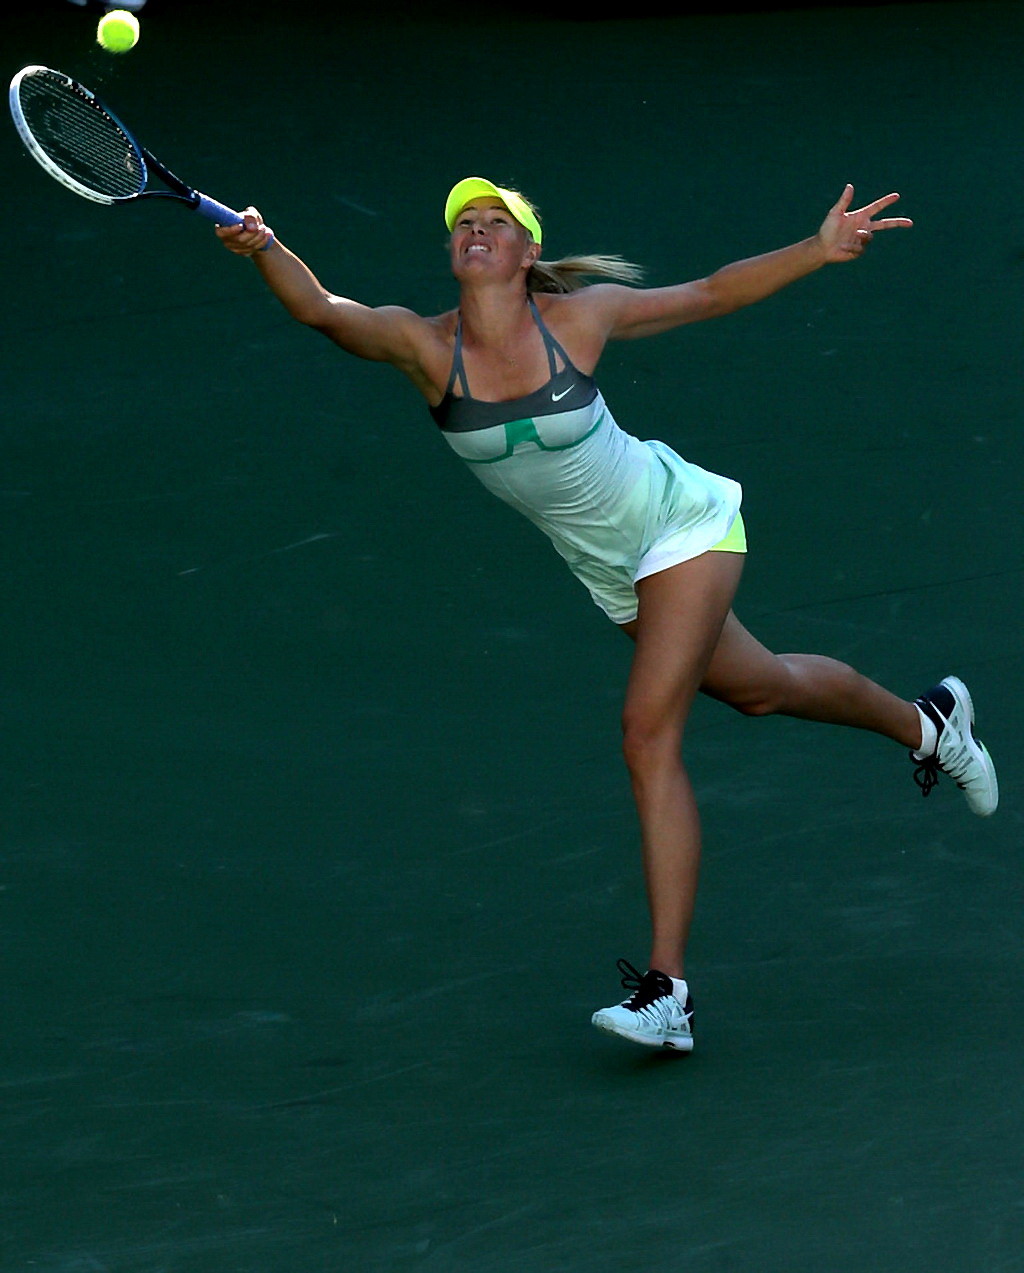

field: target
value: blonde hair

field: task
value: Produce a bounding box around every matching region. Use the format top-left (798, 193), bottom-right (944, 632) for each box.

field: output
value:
top-left (527, 253), bottom-right (644, 293)
top-left (513, 190), bottom-right (644, 292)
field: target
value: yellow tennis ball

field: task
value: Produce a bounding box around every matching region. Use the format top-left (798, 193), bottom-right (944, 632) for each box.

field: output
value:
top-left (97, 10), bottom-right (140, 54)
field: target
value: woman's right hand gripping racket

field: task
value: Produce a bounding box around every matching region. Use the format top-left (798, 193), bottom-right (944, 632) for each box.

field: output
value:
top-left (8, 65), bottom-right (272, 246)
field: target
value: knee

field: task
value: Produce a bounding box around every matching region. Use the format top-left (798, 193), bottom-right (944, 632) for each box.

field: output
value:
top-left (621, 708), bottom-right (681, 777)
top-left (718, 652), bottom-right (860, 717)
top-left (718, 654), bottom-right (801, 717)
top-left (726, 687), bottom-right (781, 717)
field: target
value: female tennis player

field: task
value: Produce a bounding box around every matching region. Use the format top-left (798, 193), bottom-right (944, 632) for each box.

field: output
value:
top-left (215, 179), bottom-right (997, 1053)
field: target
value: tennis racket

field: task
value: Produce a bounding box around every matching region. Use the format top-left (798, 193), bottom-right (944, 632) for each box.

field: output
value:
top-left (9, 65), bottom-right (271, 243)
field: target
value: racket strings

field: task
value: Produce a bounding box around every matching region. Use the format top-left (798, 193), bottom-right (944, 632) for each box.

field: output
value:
top-left (16, 72), bottom-right (144, 199)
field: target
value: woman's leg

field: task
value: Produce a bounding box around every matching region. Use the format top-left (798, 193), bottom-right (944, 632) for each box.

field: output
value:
top-left (700, 612), bottom-right (922, 746)
top-left (611, 556), bottom-right (994, 1010)
top-left (619, 551), bottom-right (745, 979)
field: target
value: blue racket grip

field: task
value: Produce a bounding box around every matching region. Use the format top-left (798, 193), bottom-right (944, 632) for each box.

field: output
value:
top-left (194, 191), bottom-right (275, 250)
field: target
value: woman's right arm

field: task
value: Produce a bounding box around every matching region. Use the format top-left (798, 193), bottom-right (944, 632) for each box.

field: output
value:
top-left (215, 208), bottom-right (426, 369)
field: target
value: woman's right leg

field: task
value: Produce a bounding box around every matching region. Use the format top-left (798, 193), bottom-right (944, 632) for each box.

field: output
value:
top-left (702, 614), bottom-right (998, 815)
top-left (700, 612), bottom-right (923, 747)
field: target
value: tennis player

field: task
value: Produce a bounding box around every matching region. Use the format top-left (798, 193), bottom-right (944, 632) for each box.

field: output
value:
top-left (215, 179), bottom-right (997, 1053)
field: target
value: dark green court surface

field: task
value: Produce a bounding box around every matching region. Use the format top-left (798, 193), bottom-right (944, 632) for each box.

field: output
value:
top-left (2, 2), bottom-right (1021, 1270)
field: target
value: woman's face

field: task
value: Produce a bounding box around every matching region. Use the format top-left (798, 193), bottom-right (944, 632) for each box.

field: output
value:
top-left (449, 198), bottom-right (539, 280)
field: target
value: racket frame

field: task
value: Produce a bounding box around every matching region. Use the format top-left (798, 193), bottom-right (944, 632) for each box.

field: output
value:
top-left (9, 65), bottom-right (257, 232)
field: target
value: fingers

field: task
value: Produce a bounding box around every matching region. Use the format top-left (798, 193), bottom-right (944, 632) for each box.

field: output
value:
top-left (862, 191), bottom-right (902, 215)
top-left (855, 192), bottom-right (913, 230)
top-left (215, 205), bottom-right (274, 255)
top-left (831, 187), bottom-right (913, 227)
top-left (831, 228), bottom-right (871, 259)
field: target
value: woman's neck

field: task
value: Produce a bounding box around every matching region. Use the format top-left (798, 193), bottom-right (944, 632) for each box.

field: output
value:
top-left (458, 283), bottom-right (532, 351)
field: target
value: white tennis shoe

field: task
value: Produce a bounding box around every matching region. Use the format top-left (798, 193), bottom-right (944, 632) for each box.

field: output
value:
top-left (592, 960), bottom-right (694, 1052)
top-left (911, 675), bottom-right (998, 817)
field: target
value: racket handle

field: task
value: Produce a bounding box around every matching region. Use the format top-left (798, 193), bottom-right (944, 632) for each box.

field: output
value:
top-left (193, 191), bottom-right (275, 250)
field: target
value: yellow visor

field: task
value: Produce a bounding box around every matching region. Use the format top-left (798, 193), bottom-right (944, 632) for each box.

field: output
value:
top-left (443, 177), bottom-right (543, 246)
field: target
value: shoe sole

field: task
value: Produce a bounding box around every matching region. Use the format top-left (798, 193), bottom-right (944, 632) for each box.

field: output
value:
top-left (943, 676), bottom-right (999, 816)
top-left (592, 1015), bottom-right (694, 1052)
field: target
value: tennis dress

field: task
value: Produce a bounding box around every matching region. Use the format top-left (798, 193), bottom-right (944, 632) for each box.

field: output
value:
top-left (430, 296), bottom-right (742, 624)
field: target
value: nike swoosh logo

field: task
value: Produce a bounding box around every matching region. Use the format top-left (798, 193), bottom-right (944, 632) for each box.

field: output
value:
top-left (551, 385), bottom-right (575, 402)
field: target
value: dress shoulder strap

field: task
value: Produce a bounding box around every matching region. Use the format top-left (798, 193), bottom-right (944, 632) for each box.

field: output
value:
top-left (527, 294), bottom-right (575, 376)
top-left (443, 313), bottom-right (471, 398)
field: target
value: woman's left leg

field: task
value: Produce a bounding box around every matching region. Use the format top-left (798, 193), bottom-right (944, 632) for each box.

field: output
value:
top-left (618, 550), bottom-right (746, 979)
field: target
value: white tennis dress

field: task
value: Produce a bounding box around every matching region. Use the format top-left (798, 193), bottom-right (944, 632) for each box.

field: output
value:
top-left (430, 296), bottom-right (742, 623)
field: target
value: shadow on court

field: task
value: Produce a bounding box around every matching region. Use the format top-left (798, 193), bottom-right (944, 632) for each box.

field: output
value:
top-left (2, 1), bottom-right (1022, 1270)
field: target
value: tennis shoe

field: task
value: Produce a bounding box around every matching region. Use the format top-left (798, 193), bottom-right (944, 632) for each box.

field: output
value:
top-left (591, 959), bottom-right (694, 1051)
top-left (911, 675), bottom-right (998, 816)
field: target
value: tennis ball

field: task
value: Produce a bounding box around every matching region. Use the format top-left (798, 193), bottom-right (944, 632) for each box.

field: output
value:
top-left (97, 10), bottom-right (140, 54)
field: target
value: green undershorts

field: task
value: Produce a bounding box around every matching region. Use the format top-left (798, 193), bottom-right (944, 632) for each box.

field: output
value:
top-left (709, 511), bottom-right (747, 554)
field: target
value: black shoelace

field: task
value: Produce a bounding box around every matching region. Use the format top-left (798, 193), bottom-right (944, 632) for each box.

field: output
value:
top-left (912, 752), bottom-right (940, 797)
top-left (615, 958), bottom-right (672, 1010)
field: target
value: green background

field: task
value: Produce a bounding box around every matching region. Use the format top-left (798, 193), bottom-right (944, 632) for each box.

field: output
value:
top-left (2, 2), bottom-right (1021, 1269)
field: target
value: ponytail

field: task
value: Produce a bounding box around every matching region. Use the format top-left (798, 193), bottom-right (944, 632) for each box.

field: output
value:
top-left (527, 253), bottom-right (644, 294)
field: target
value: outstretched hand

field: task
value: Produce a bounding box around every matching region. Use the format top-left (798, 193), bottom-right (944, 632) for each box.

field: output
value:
top-left (817, 184), bottom-right (913, 262)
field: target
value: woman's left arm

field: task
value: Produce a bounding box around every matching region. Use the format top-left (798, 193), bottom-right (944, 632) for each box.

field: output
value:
top-left (584, 185), bottom-right (912, 341)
